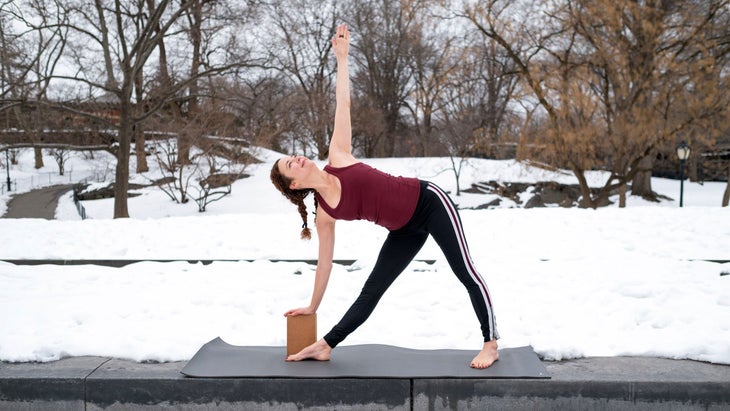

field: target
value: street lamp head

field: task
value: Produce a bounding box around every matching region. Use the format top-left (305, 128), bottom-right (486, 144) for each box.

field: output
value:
top-left (676, 141), bottom-right (691, 161)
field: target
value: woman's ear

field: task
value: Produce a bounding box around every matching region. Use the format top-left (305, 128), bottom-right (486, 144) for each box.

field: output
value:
top-left (289, 181), bottom-right (298, 190)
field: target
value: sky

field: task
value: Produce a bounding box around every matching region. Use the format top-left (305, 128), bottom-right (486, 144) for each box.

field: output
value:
top-left (0, 148), bottom-right (728, 365)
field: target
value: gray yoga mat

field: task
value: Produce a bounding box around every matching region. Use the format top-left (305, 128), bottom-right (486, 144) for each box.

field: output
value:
top-left (181, 337), bottom-right (550, 379)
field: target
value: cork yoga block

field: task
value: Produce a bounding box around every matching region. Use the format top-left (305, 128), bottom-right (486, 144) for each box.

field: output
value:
top-left (286, 314), bottom-right (317, 356)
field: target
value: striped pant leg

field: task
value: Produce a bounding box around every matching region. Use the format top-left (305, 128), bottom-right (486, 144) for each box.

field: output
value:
top-left (323, 228), bottom-right (429, 348)
top-left (425, 182), bottom-right (499, 341)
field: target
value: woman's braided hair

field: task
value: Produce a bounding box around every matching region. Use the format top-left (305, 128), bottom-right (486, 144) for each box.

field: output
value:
top-left (270, 159), bottom-right (318, 240)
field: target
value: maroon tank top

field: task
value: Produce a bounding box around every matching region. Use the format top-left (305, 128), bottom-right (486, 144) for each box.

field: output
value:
top-left (315, 162), bottom-right (420, 231)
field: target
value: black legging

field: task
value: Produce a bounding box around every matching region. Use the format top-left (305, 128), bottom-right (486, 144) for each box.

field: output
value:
top-left (323, 180), bottom-right (498, 348)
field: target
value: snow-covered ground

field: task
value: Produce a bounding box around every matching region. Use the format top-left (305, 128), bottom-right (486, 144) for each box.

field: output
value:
top-left (0, 148), bottom-right (728, 365)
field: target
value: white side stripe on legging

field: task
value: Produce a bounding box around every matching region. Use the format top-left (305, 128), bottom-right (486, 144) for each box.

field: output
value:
top-left (427, 182), bottom-right (498, 340)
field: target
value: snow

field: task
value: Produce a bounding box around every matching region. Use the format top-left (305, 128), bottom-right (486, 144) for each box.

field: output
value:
top-left (0, 148), bottom-right (728, 364)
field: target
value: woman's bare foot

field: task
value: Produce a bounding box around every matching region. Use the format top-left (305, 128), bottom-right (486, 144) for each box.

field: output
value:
top-left (471, 340), bottom-right (499, 369)
top-left (286, 338), bottom-right (332, 362)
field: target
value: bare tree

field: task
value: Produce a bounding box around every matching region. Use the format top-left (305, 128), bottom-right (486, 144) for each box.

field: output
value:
top-left (1, 0), bottom-right (68, 169)
top-left (48, 147), bottom-right (70, 175)
top-left (0, 6), bottom-right (29, 168)
top-left (466, 0), bottom-right (730, 208)
top-left (469, 38), bottom-right (521, 158)
top-left (405, 10), bottom-right (463, 157)
top-left (424, 30), bottom-right (519, 195)
top-left (175, 0), bottom-right (204, 165)
top-left (151, 138), bottom-right (197, 204)
top-left (151, 135), bottom-right (249, 211)
top-left (15, 0), bottom-right (260, 218)
top-left (192, 150), bottom-right (247, 212)
top-left (263, 0), bottom-right (338, 159)
top-left (722, 166), bottom-right (730, 207)
top-left (345, 0), bottom-right (426, 157)
top-left (224, 72), bottom-right (299, 153)
top-left (0, 3), bottom-right (25, 126)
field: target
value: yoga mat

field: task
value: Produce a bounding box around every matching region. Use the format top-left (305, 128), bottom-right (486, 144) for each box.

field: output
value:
top-left (181, 337), bottom-right (550, 379)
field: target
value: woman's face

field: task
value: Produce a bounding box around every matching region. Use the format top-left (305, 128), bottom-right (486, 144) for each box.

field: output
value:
top-left (278, 155), bottom-right (311, 189)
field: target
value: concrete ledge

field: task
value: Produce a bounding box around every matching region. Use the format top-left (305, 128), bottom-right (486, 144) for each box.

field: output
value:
top-left (415, 356), bottom-right (730, 410)
top-left (0, 356), bottom-right (105, 411)
top-left (86, 359), bottom-right (410, 410)
top-left (2, 355), bottom-right (729, 410)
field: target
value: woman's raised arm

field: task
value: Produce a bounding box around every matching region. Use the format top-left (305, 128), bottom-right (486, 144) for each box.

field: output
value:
top-left (327, 24), bottom-right (357, 167)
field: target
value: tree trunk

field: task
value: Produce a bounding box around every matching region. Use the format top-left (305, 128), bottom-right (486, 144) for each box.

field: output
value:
top-left (34, 147), bottom-right (44, 169)
top-left (312, 97), bottom-right (330, 160)
top-left (113, 102), bottom-right (132, 218)
top-left (722, 166), bottom-right (729, 207)
top-left (95, 0), bottom-right (118, 90)
top-left (422, 108), bottom-right (433, 157)
top-left (135, 126), bottom-right (147, 173)
top-left (177, 132), bottom-right (191, 165)
top-left (449, 155), bottom-right (462, 196)
top-left (177, 0), bottom-right (202, 166)
top-left (573, 167), bottom-right (596, 208)
top-left (619, 184), bottom-right (626, 208)
top-left (134, 69), bottom-right (148, 173)
top-left (689, 156), bottom-right (698, 182)
top-left (631, 153), bottom-right (655, 200)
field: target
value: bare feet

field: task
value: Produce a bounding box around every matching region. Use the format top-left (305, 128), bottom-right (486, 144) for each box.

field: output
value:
top-left (471, 340), bottom-right (499, 369)
top-left (286, 338), bottom-right (332, 362)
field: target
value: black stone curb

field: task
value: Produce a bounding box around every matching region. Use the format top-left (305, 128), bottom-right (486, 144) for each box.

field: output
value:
top-left (1, 356), bottom-right (729, 410)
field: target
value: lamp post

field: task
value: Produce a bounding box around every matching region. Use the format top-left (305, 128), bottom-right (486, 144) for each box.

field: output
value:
top-left (676, 141), bottom-right (691, 207)
top-left (4, 149), bottom-right (11, 192)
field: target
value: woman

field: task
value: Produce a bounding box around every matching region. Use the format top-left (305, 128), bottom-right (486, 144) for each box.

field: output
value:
top-left (270, 24), bottom-right (499, 369)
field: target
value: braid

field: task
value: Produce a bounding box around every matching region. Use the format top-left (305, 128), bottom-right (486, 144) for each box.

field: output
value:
top-left (294, 190), bottom-right (312, 240)
top-left (270, 159), bottom-right (315, 240)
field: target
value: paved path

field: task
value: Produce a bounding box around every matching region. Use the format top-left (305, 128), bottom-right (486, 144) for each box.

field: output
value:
top-left (1, 184), bottom-right (74, 219)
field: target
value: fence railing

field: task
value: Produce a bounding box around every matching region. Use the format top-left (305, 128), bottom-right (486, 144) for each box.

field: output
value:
top-left (72, 183), bottom-right (87, 220)
top-left (1, 180), bottom-right (15, 195)
top-left (2, 171), bottom-right (78, 195)
top-left (1, 171), bottom-right (110, 195)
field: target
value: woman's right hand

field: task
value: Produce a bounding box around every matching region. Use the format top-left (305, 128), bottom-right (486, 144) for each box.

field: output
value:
top-left (284, 306), bottom-right (315, 317)
top-left (332, 23), bottom-right (350, 61)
